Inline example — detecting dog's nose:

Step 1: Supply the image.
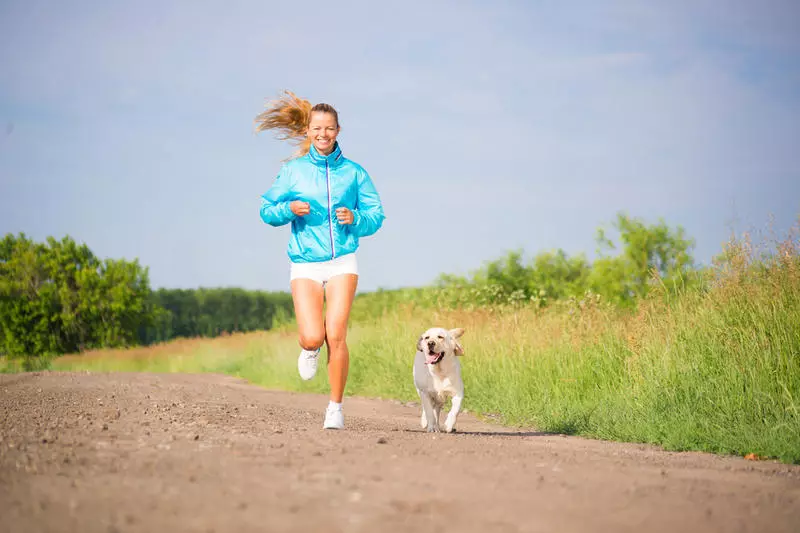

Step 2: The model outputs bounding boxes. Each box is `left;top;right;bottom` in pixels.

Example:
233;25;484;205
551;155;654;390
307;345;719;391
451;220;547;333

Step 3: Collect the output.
427;340;436;349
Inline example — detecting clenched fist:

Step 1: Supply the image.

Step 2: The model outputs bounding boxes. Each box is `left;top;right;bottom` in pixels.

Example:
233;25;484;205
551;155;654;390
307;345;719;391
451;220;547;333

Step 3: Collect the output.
336;207;354;225
290;201;310;217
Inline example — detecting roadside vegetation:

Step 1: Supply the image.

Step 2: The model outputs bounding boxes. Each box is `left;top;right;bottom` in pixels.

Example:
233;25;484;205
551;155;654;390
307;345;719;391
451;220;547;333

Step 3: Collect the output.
4;214;798;463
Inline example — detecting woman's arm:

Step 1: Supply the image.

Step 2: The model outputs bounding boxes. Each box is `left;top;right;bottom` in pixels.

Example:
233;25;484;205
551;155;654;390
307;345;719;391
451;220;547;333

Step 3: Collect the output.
349;168;385;237
260;166;297;227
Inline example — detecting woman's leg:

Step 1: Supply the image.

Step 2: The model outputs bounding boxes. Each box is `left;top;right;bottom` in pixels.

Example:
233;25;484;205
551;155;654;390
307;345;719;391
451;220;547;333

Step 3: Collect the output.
291;278;325;349
323;273;358;403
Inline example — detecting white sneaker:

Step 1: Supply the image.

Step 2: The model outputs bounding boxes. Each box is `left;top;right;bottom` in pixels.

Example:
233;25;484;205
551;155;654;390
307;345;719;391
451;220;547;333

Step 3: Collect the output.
298;348;320;380
323;405;344;430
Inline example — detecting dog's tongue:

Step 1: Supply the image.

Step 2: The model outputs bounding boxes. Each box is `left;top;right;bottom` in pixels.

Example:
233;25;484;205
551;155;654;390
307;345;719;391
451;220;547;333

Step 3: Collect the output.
425;351;444;364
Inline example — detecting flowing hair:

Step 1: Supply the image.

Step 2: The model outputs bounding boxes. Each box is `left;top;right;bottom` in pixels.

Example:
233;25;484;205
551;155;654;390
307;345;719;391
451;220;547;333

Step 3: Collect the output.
254;91;339;159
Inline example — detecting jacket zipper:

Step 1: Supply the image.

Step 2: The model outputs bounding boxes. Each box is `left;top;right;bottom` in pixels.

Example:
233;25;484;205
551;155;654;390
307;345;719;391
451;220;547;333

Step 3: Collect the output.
325;160;336;259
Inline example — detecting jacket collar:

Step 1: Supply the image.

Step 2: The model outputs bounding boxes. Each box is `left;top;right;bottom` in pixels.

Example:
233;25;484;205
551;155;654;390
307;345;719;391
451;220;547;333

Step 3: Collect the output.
308;142;344;167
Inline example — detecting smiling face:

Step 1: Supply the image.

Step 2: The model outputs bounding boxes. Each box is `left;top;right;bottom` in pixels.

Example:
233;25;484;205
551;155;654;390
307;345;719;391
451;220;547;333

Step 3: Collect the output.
307;110;339;155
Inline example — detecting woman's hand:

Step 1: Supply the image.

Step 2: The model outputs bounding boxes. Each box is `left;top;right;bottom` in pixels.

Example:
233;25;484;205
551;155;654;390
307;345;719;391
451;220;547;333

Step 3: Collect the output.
336;207;354;225
290;201;310;217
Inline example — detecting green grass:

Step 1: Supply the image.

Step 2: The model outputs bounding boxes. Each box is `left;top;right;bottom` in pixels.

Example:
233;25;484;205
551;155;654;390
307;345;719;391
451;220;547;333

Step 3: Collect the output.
45;237;800;464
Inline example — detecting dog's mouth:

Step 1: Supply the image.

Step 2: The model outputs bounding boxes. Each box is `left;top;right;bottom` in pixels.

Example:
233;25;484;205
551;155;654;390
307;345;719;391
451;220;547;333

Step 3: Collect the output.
425;351;445;365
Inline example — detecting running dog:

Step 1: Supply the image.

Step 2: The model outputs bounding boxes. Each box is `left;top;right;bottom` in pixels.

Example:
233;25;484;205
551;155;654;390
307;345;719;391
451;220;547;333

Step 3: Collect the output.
412;327;465;433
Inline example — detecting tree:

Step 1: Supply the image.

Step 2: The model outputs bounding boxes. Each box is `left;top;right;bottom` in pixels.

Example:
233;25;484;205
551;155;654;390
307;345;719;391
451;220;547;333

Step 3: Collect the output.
0;233;157;366
140;287;294;343
589;213;695;304
431;213;695;308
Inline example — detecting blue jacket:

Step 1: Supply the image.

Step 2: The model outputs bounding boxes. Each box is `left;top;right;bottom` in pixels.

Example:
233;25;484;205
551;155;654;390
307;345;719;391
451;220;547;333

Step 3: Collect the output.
260;142;385;263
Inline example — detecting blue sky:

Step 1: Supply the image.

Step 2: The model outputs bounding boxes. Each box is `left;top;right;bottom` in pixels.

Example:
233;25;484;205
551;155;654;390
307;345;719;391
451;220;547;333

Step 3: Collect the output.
1;0;798;292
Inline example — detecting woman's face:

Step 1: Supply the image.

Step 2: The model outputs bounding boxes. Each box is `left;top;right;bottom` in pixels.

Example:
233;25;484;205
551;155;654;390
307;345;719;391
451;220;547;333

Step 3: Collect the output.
307;111;339;155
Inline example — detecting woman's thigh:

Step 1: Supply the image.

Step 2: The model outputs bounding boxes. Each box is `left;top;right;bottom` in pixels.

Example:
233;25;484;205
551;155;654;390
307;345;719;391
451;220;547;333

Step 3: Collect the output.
290;278;325;346
324;274;358;343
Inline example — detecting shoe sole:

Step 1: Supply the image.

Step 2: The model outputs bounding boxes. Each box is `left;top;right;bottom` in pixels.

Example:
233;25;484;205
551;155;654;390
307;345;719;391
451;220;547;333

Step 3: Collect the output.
298;354;319;381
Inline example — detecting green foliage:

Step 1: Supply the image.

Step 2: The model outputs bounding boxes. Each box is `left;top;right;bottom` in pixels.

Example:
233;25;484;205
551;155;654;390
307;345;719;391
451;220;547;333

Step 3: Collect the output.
0;234;296;365
52;226;800;463
46;217;800;462
355;212;696;313
140;288;294;344
0;233;156;367
589;212;696;305
464;248;592;305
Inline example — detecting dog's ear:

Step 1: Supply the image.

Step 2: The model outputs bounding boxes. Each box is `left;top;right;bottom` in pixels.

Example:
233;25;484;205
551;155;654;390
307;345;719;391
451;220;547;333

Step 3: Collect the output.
450;328;465;356
416;335;423;352
454;340;465;357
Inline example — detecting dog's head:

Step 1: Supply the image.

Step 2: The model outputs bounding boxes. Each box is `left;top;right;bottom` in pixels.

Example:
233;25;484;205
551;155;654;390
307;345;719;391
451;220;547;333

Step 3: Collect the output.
416;327;465;365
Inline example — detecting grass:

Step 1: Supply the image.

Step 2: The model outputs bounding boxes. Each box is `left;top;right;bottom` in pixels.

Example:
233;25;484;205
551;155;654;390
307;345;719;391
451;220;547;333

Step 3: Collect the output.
44;231;800;464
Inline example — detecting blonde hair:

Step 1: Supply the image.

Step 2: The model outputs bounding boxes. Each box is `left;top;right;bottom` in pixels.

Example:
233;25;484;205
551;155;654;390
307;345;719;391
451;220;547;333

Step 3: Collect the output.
254;91;340;158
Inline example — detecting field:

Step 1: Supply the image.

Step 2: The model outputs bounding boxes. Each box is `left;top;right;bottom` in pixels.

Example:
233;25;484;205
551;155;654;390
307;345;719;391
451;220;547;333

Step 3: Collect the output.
44;234;800;464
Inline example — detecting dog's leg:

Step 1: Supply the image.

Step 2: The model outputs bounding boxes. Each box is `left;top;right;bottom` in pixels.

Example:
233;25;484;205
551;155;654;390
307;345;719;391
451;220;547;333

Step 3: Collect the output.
434;400;443;432
416;388;427;428
420;393;439;433
444;394;463;433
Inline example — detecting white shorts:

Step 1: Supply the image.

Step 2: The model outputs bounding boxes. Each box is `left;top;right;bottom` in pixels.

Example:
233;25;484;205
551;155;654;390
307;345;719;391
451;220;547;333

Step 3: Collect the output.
290;253;359;285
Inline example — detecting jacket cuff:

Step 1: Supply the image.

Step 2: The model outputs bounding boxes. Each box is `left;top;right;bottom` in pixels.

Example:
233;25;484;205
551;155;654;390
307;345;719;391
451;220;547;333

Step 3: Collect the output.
282;202;296;221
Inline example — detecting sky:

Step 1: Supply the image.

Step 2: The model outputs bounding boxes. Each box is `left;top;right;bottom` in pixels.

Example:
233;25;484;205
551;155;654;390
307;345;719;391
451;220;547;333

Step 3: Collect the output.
1;0;799;293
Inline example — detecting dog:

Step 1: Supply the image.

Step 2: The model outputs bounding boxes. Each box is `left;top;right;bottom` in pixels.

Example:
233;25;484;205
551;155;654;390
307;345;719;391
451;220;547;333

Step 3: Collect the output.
412;327;465;433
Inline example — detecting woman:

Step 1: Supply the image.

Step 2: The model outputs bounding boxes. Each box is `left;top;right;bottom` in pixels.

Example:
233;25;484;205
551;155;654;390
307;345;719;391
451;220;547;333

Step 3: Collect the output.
256;91;385;429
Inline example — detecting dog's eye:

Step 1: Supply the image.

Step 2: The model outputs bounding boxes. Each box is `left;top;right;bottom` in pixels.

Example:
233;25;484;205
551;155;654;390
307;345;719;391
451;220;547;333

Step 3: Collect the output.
437;335;444;340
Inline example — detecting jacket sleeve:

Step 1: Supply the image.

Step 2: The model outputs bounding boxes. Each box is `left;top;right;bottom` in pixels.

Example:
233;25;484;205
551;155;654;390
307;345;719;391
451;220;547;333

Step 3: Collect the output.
260;165;296;227
350;167;385;238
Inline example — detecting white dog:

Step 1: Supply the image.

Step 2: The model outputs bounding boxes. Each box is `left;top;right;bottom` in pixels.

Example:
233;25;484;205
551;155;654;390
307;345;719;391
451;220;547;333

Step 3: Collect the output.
413;327;465;433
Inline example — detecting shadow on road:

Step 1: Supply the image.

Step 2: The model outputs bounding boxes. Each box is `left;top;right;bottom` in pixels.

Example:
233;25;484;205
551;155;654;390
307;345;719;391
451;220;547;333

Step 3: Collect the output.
402;429;556;437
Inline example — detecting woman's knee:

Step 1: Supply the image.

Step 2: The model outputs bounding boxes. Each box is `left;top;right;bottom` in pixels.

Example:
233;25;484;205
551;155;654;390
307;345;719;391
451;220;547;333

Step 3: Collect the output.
299;331;325;350
325;327;348;350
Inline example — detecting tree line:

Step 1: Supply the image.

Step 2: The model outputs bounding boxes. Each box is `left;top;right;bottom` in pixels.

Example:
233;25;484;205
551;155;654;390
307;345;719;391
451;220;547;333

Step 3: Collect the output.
437;212;697;307
141;288;293;345
0;233;293;368
356;213;699;312
2;213;699;366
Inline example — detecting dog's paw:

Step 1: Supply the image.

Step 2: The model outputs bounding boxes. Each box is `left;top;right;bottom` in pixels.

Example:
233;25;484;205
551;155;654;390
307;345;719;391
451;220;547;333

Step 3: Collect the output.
426;425;441;433
445;425;457;433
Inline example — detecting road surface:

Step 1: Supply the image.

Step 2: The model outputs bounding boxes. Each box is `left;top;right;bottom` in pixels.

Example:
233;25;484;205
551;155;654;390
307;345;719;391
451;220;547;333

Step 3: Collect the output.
2;372;798;532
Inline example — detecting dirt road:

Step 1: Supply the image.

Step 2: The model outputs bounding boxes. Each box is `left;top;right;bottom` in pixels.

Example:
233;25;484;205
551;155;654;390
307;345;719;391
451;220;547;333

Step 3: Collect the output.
1;372;799;533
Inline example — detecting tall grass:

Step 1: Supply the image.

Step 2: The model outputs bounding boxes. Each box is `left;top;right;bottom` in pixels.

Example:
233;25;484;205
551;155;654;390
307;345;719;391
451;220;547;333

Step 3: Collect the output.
52;230;800;463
